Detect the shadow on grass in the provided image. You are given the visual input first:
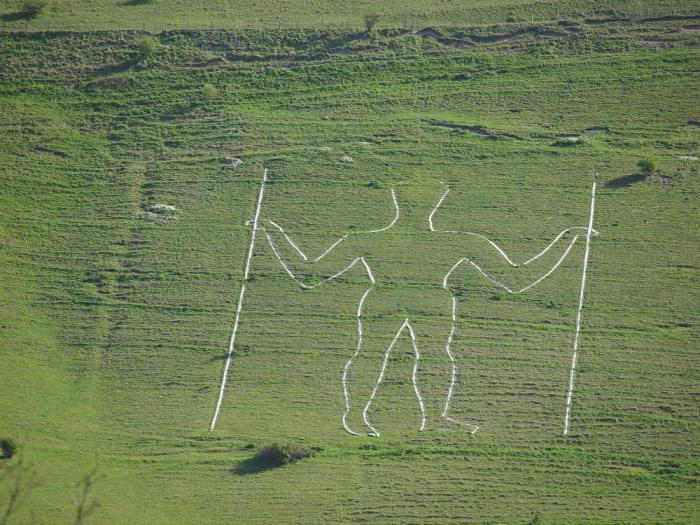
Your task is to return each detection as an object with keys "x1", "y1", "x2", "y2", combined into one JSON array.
[
  {"x1": 605, "y1": 173, "x2": 645, "y2": 188},
  {"x1": 94, "y1": 57, "x2": 140, "y2": 76},
  {"x1": 122, "y1": 0, "x2": 154, "y2": 5},
  {"x1": 232, "y1": 457, "x2": 280, "y2": 476},
  {"x1": 0, "y1": 11, "x2": 35, "y2": 22}
]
